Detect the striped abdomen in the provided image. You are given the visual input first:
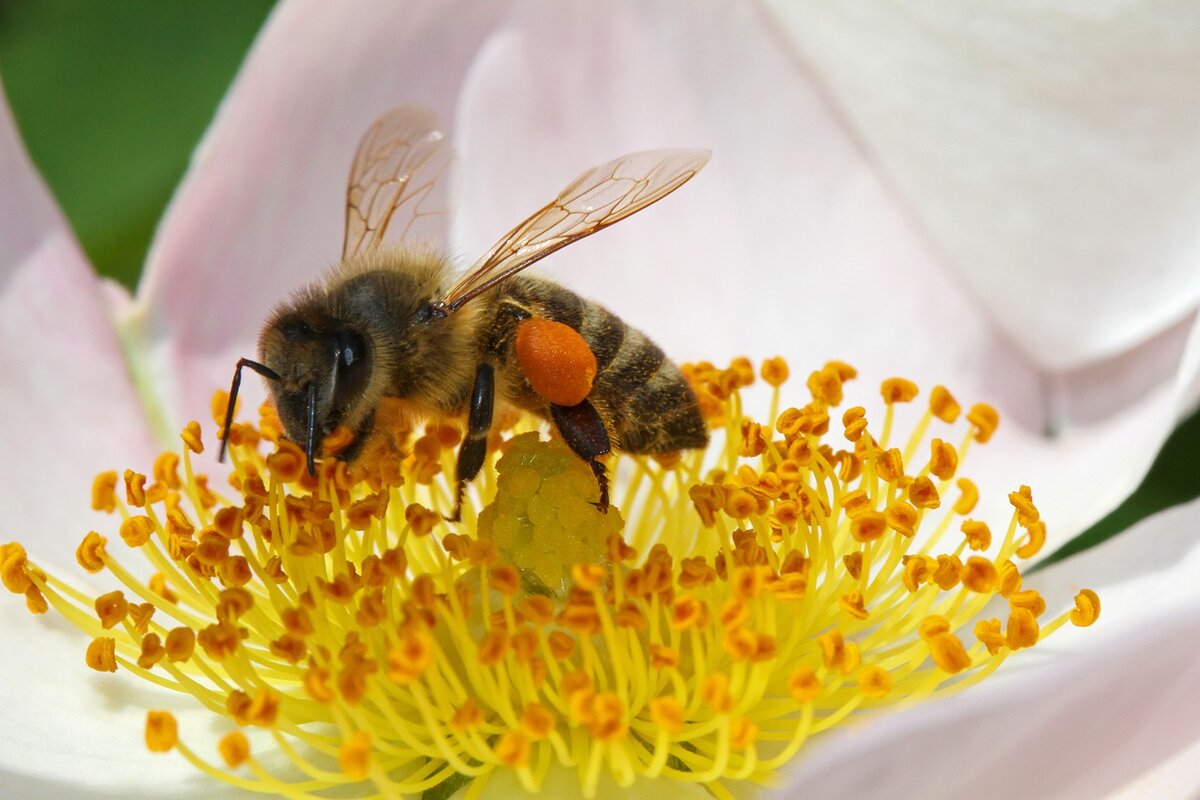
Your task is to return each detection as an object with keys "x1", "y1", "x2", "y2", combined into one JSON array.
[{"x1": 495, "y1": 277, "x2": 707, "y2": 454}]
